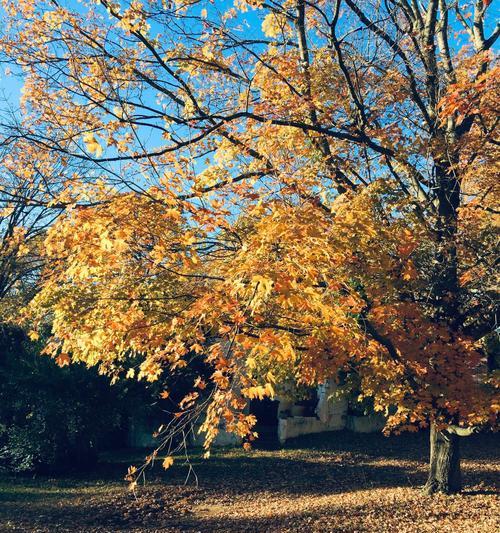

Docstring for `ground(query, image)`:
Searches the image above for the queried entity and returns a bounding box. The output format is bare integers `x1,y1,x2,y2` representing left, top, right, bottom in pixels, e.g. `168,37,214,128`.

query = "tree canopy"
0,0,498,493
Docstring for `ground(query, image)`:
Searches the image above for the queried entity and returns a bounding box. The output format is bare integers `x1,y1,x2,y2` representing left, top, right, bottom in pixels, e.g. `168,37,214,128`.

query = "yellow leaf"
83,132,104,157
162,456,174,469
165,208,182,222
28,330,40,341
261,13,287,38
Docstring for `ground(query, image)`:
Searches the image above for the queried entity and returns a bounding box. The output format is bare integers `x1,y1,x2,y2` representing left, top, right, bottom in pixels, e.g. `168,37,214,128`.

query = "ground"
0,431,498,532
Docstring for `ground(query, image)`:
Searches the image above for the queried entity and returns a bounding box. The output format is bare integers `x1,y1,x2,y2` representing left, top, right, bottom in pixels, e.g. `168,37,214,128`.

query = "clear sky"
0,70,22,111
0,1,497,116
0,0,265,114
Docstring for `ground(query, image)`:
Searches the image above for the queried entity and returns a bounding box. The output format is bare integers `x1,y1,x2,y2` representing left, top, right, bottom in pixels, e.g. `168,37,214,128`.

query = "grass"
0,430,498,532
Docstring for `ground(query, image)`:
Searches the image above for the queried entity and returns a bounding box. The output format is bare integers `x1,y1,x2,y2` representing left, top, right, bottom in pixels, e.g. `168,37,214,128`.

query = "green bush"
0,326,123,473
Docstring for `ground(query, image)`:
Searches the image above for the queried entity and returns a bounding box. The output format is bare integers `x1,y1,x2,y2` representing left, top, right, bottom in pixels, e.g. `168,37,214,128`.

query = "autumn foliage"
0,0,498,492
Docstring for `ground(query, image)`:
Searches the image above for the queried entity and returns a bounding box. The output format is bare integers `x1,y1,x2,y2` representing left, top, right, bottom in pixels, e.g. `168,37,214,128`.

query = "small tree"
0,134,59,317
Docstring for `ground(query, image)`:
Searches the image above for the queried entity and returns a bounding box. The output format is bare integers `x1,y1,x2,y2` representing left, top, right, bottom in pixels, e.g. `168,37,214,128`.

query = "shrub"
0,326,122,473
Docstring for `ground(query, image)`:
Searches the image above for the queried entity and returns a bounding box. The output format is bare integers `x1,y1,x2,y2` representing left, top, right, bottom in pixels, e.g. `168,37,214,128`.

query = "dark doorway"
249,398,280,449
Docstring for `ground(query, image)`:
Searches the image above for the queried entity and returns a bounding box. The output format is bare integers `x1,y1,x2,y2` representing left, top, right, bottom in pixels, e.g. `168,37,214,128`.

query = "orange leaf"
162,456,174,469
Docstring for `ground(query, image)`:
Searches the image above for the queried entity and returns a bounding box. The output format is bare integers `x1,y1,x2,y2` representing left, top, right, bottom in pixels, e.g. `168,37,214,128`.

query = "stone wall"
277,380,348,443
128,380,387,448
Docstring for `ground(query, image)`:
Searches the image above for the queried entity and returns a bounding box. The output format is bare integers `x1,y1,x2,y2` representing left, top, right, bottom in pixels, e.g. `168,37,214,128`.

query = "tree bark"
424,423,461,494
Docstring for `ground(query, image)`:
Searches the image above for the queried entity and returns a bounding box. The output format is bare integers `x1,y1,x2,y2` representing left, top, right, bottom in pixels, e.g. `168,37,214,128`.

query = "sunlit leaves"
82,132,104,157
3,0,497,453
162,456,174,469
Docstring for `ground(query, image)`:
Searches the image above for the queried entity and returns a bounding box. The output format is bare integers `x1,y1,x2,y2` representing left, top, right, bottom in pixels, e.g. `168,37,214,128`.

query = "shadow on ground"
0,430,498,532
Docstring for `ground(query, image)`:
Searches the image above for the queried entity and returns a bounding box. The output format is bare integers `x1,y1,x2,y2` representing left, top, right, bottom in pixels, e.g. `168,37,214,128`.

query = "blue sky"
0,0,497,116
0,70,22,111
0,0,264,112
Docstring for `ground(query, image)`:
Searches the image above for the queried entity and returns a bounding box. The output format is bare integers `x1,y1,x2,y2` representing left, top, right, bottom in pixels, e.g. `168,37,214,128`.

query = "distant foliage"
0,326,123,473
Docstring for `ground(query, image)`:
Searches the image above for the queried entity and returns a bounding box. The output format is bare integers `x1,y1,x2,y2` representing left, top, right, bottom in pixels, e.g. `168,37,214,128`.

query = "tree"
1,0,498,494
0,112,119,316
0,131,62,318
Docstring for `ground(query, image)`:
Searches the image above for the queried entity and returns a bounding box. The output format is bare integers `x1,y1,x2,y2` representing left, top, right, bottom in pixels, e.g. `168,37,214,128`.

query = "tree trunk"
424,423,461,494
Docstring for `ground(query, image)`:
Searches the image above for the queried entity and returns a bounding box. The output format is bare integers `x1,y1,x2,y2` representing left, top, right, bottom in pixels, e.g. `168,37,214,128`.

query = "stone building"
197,380,385,448
128,380,386,449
